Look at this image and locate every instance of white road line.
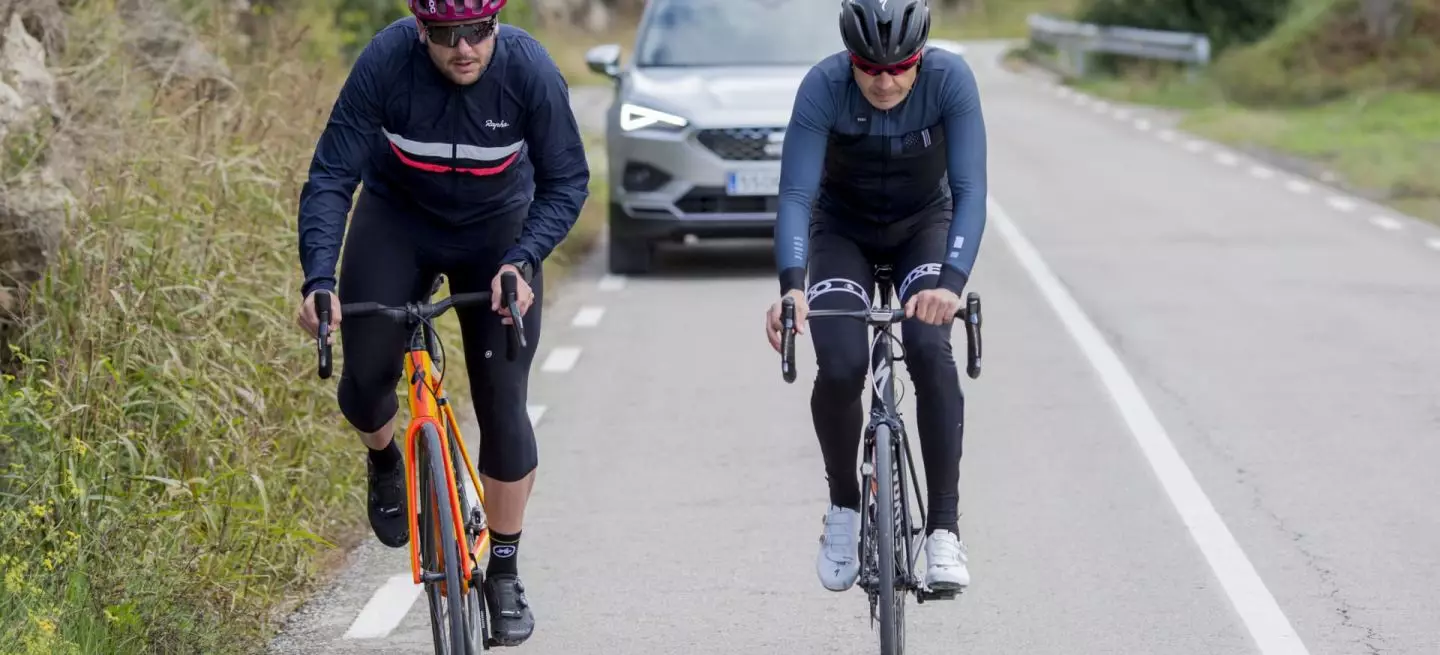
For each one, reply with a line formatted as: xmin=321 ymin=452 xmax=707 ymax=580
xmin=1158 ymin=129 xmax=1177 ymax=142
xmin=571 ymin=306 xmax=606 ymax=327
xmin=1215 ymin=152 xmax=1239 ymax=166
xmin=1135 ymin=119 xmax=1152 ymax=131
xmin=1094 ymin=100 xmax=1111 ymax=112
xmin=1426 ymin=237 xmax=1440 ymax=251
xmin=598 ymin=274 xmax=626 ymax=291
xmin=1369 ymin=216 xmax=1403 ymax=231
xmin=1285 ymin=180 xmax=1311 ymax=194
xmin=343 ymin=574 xmax=422 ymax=640
xmin=527 ymin=404 xmax=547 ymax=427
xmin=1184 ymin=140 xmax=1206 ymax=153
xmin=1250 ymin=165 xmax=1275 ymax=179
xmin=541 ymin=347 xmax=582 ymax=372
xmin=1113 ymin=109 xmax=1132 ymax=120
xmin=987 ymin=196 xmax=1311 ymax=655
xmin=1327 ymin=197 xmax=1358 ymax=212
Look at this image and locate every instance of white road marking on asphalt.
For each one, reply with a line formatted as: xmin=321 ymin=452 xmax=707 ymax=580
xmin=1214 ymin=152 xmax=1239 ymax=166
xmin=1369 ymin=216 xmax=1403 ymax=231
xmin=343 ymin=574 xmax=422 ymax=640
xmin=1158 ymin=129 xmax=1177 ymax=141
xmin=1286 ymin=180 xmax=1312 ymax=194
xmin=1184 ymin=140 xmax=1206 ymax=152
xmin=987 ymin=195 xmax=1312 ymax=655
xmin=1426 ymin=237 xmax=1440 ymax=251
xmin=1327 ymin=197 xmax=1359 ymax=212
xmin=572 ymin=306 xmax=606 ymax=327
xmin=598 ymin=274 xmax=626 ymax=291
xmin=1134 ymin=118 xmax=1152 ymax=131
xmin=541 ymin=347 xmax=581 ymax=372
xmin=1250 ymin=165 xmax=1275 ymax=179
xmin=527 ymin=404 xmax=547 ymax=427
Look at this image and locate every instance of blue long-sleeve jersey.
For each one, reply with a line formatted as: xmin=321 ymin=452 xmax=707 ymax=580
xmin=296 ymin=18 xmax=589 ymax=298
xmin=775 ymin=46 xmax=987 ymax=296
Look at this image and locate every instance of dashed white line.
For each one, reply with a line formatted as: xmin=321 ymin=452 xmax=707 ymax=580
xmin=1113 ymin=109 xmax=1132 ymax=120
xmin=1158 ymin=130 xmax=1176 ymax=142
xmin=343 ymin=574 xmax=423 ymax=640
xmin=1285 ymin=180 xmax=1312 ymax=194
xmin=1369 ymin=216 xmax=1403 ymax=231
xmin=541 ymin=346 xmax=582 ymax=372
xmin=1327 ymin=197 xmax=1358 ymax=212
xmin=1094 ymin=100 xmax=1111 ymax=112
xmin=988 ymin=195 xmax=1311 ymax=655
xmin=571 ymin=306 xmax=606 ymax=327
xmin=598 ymin=274 xmax=626 ymax=291
xmin=1426 ymin=237 xmax=1440 ymax=251
xmin=1184 ymin=140 xmax=1206 ymax=153
xmin=1214 ymin=152 xmax=1239 ymax=166
xmin=527 ymin=404 xmax=547 ymax=427
xmin=1134 ymin=119 xmax=1152 ymax=131
xmin=1250 ymin=166 xmax=1275 ymax=179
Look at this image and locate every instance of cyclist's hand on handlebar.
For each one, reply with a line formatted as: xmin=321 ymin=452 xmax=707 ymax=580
xmin=491 ymin=264 xmax=535 ymax=326
xmin=905 ymin=288 xmax=962 ymax=326
xmin=766 ymin=289 xmax=808 ymax=353
xmin=297 ymin=290 xmax=341 ymax=343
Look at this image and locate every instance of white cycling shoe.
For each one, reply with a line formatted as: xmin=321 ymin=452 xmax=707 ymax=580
xmin=924 ymin=529 xmax=971 ymax=591
xmin=816 ymin=505 xmax=861 ymax=592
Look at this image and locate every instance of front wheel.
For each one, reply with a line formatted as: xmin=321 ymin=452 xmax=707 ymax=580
xmin=875 ymin=423 xmax=905 ymax=655
xmin=418 ymin=422 xmax=473 ymax=654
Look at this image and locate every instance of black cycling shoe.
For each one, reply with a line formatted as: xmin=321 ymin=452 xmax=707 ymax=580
xmin=484 ymin=574 xmax=534 ymax=647
xmin=366 ymin=458 xmax=409 ymax=548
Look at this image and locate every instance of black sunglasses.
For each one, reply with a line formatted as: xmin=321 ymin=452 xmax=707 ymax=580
xmin=425 ymin=19 xmax=497 ymax=47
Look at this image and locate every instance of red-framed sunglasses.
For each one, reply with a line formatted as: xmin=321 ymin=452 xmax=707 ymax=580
xmin=425 ymin=18 xmax=497 ymax=47
xmin=850 ymin=50 xmax=922 ymax=77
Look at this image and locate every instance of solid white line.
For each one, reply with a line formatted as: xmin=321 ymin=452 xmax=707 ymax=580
xmin=1369 ymin=216 xmax=1403 ymax=231
xmin=527 ymin=404 xmax=547 ymax=427
xmin=571 ymin=306 xmax=606 ymax=327
xmin=541 ymin=347 xmax=581 ymax=372
xmin=1426 ymin=237 xmax=1440 ymax=251
xmin=1285 ymin=180 xmax=1311 ymax=194
xmin=987 ymin=196 xmax=1311 ymax=655
xmin=342 ymin=574 xmax=422 ymax=640
xmin=1250 ymin=166 xmax=1275 ymax=179
xmin=598 ymin=274 xmax=626 ymax=291
xmin=1326 ymin=197 xmax=1358 ymax=212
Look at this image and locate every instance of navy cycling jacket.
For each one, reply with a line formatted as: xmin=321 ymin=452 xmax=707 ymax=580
xmin=296 ymin=18 xmax=589 ymax=298
xmin=775 ymin=46 xmax=987 ymax=297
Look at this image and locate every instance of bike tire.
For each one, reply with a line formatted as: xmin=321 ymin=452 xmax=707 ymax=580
xmin=447 ymin=420 xmax=489 ymax=653
xmin=875 ymin=423 xmax=904 ymax=655
xmin=419 ymin=422 xmax=470 ymax=654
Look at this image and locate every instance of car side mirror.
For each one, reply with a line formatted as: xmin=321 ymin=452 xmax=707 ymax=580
xmin=585 ymin=43 xmax=622 ymax=79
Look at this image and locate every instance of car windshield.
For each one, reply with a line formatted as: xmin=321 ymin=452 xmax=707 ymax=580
xmin=635 ymin=0 xmax=844 ymax=67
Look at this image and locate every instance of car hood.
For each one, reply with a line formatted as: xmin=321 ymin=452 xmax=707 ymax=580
xmin=625 ymin=66 xmax=811 ymax=128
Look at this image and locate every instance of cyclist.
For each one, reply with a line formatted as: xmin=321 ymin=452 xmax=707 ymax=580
xmin=764 ymin=0 xmax=986 ymax=595
xmin=293 ymin=0 xmax=589 ymax=645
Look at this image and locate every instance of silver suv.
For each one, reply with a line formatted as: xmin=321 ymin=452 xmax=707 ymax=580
xmin=583 ymin=0 xmax=845 ymax=275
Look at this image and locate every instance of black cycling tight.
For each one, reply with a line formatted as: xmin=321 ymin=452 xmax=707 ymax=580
xmin=806 ymin=209 xmax=965 ymax=535
xmin=335 ymin=190 xmax=543 ymax=483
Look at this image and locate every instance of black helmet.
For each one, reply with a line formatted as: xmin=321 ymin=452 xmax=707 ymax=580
xmin=838 ymin=0 xmax=932 ymax=66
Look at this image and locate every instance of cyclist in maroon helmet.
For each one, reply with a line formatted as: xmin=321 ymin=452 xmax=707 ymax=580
xmin=294 ymin=0 xmax=589 ymax=644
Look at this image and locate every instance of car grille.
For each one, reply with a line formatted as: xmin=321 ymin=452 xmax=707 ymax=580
xmin=676 ymin=187 xmax=778 ymax=214
xmin=696 ymin=127 xmax=785 ymax=161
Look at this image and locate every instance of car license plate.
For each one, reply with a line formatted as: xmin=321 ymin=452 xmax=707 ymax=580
xmin=726 ymin=170 xmax=780 ymax=196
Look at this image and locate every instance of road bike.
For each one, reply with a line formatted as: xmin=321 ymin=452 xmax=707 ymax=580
xmin=314 ymin=271 xmax=528 ymax=654
xmin=778 ymin=264 xmax=983 ymax=655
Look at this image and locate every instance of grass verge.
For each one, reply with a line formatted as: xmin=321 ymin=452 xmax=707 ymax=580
xmin=932 ymin=0 xmax=1082 ymax=40
xmin=0 ymin=7 xmax=609 ymax=655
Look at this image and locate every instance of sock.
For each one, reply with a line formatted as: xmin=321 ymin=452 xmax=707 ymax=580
xmin=368 ymin=439 xmax=401 ymax=470
xmin=486 ymin=530 xmax=521 ymax=577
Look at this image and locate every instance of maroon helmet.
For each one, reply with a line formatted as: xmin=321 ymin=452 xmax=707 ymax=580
xmin=408 ymin=0 xmax=506 ymax=21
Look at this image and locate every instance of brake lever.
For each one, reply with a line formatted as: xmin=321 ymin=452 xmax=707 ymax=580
xmin=501 ymin=272 xmax=526 ymax=361
xmin=316 ymin=291 xmax=333 ymax=379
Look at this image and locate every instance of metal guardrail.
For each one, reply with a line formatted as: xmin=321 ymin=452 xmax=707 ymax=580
xmin=1026 ymin=13 xmax=1211 ymax=78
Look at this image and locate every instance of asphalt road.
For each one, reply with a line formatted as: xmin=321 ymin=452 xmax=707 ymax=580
xmin=268 ymin=41 xmax=1440 ymax=655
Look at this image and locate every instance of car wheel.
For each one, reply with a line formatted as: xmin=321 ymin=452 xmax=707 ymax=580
xmin=607 ymin=204 xmax=653 ymax=275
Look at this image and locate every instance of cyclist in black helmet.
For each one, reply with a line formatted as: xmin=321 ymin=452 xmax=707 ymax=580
xmin=764 ymin=0 xmax=986 ymax=594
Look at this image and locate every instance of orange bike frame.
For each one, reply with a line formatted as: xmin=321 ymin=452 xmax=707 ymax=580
xmin=402 ymin=345 xmax=491 ymax=593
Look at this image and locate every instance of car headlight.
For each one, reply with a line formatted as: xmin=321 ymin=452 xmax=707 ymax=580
xmin=620 ymin=103 xmax=688 ymax=132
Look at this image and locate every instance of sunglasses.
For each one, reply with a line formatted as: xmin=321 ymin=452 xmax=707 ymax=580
xmin=425 ymin=19 xmax=497 ymax=47
xmin=850 ymin=50 xmax=922 ymax=77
